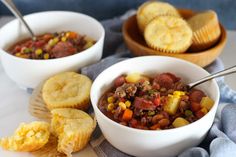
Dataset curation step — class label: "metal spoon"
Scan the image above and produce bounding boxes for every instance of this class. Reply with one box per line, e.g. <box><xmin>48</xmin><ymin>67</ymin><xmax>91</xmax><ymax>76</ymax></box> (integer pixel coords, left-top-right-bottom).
<box><xmin>1</xmin><ymin>0</ymin><xmax>36</xmax><ymax>40</ymax></box>
<box><xmin>187</xmin><ymin>65</ymin><xmax>236</xmax><ymax>90</ymax></box>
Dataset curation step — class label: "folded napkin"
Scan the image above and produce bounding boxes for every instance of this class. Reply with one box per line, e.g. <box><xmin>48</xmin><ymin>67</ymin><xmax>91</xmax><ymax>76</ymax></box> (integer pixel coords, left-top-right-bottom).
<box><xmin>80</xmin><ymin>10</ymin><xmax>236</xmax><ymax>157</ymax></box>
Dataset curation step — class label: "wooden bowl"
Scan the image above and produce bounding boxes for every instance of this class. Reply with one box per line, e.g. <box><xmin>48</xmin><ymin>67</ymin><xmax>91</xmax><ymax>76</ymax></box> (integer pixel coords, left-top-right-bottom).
<box><xmin>122</xmin><ymin>9</ymin><xmax>227</xmax><ymax>67</ymax></box>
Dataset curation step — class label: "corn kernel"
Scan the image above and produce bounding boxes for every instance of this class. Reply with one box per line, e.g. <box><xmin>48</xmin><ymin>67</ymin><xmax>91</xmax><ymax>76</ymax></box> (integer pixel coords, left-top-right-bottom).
<box><xmin>48</xmin><ymin>39</ymin><xmax>54</xmax><ymax>46</ymax></box>
<box><xmin>201</xmin><ymin>107</ymin><xmax>208</xmax><ymax>114</ymax></box>
<box><xmin>66</xmin><ymin>32</ymin><xmax>71</xmax><ymax>37</ymax></box>
<box><xmin>44</xmin><ymin>53</ymin><xmax>49</xmax><ymax>59</ymax></box>
<box><xmin>107</xmin><ymin>103</ymin><xmax>114</xmax><ymax>111</ymax></box>
<box><xmin>125</xmin><ymin>101</ymin><xmax>131</xmax><ymax>108</ymax></box>
<box><xmin>53</xmin><ymin>37</ymin><xmax>59</xmax><ymax>44</ymax></box>
<box><xmin>35</xmin><ymin>49</ymin><xmax>43</xmax><ymax>55</ymax></box>
<box><xmin>15</xmin><ymin>53</ymin><xmax>21</xmax><ymax>57</ymax></box>
<box><xmin>107</xmin><ymin>96</ymin><xmax>114</xmax><ymax>103</ymax></box>
<box><xmin>61</xmin><ymin>37</ymin><xmax>67</xmax><ymax>42</ymax></box>
<box><xmin>119</xmin><ymin>102</ymin><xmax>126</xmax><ymax>110</ymax></box>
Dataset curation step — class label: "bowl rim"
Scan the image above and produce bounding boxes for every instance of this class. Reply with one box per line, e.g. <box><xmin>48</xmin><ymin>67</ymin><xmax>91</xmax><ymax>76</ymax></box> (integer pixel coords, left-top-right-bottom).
<box><xmin>0</xmin><ymin>11</ymin><xmax>105</xmax><ymax>63</ymax></box>
<box><xmin>91</xmin><ymin>56</ymin><xmax>220</xmax><ymax>134</ymax></box>
<box><xmin>122</xmin><ymin>13</ymin><xmax>227</xmax><ymax>57</ymax></box>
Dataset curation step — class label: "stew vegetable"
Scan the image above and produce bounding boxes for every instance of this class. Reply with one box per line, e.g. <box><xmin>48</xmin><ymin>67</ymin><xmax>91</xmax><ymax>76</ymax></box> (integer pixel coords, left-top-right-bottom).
<box><xmin>98</xmin><ymin>72</ymin><xmax>214</xmax><ymax>130</ymax></box>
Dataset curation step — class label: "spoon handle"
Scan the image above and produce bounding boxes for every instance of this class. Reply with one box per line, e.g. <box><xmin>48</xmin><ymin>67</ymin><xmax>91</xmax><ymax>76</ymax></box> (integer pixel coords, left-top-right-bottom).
<box><xmin>188</xmin><ymin>65</ymin><xmax>236</xmax><ymax>89</ymax></box>
<box><xmin>1</xmin><ymin>0</ymin><xmax>35</xmax><ymax>38</ymax></box>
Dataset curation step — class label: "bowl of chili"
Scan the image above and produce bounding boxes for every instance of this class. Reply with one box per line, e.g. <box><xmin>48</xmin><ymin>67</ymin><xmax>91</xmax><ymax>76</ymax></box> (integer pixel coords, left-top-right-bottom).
<box><xmin>0</xmin><ymin>11</ymin><xmax>105</xmax><ymax>89</ymax></box>
<box><xmin>91</xmin><ymin>56</ymin><xmax>219</xmax><ymax>157</ymax></box>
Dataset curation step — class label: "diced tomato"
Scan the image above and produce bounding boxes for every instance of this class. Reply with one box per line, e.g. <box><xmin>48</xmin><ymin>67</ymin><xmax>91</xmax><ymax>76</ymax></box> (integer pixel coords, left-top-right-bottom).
<box><xmin>134</xmin><ymin>97</ymin><xmax>156</xmax><ymax>111</ymax></box>
<box><xmin>43</xmin><ymin>34</ymin><xmax>53</xmax><ymax>41</ymax></box>
<box><xmin>119</xmin><ymin>98</ymin><xmax>126</xmax><ymax>102</ymax></box>
<box><xmin>153</xmin><ymin>94</ymin><xmax>161</xmax><ymax>106</ymax></box>
<box><xmin>129</xmin><ymin>118</ymin><xmax>138</xmax><ymax>128</ymax></box>
<box><xmin>68</xmin><ymin>32</ymin><xmax>78</xmax><ymax>39</ymax></box>
<box><xmin>34</xmin><ymin>40</ymin><xmax>45</xmax><ymax>48</ymax></box>
<box><xmin>14</xmin><ymin>46</ymin><xmax>22</xmax><ymax>52</ymax></box>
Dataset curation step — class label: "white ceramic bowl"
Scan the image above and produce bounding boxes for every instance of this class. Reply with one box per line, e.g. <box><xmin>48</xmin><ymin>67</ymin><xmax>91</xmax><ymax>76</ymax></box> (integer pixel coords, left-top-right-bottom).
<box><xmin>91</xmin><ymin>56</ymin><xmax>219</xmax><ymax>157</ymax></box>
<box><xmin>0</xmin><ymin>11</ymin><xmax>105</xmax><ymax>89</ymax></box>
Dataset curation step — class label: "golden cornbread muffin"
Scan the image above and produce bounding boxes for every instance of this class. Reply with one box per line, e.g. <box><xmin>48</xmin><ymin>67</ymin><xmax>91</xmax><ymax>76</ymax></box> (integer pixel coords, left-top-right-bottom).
<box><xmin>137</xmin><ymin>1</ymin><xmax>180</xmax><ymax>33</ymax></box>
<box><xmin>0</xmin><ymin>121</ymin><xmax>50</xmax><ymax>152</ymax></box>
<box><xmin>144</xmin><ymin>16</ymin><xmax>193</xmax><ymax>53</ymax></box>
<box><xmin>42</xmin><ymin>72</ymin><xmax>92</xmax><ymax>111</ymax></box>
<box><xmin>188</xmin><ymin>10</ymin><xmax>221</xmax><ymax>51</ymax></box>
<box><xmin>51</xmin><ymin>108</ymin><xmax>95</xmax><ymax>157</ymax></box>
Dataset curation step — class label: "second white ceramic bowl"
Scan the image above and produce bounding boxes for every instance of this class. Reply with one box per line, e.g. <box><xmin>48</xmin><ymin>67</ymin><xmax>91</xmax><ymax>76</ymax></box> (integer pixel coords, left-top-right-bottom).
<box><xmin>91</xmin><ymin>56</ymin><xmax>219</xmax><ymax>157</ymax></box>
<box><xmin>0</xmin><ymin>11</ymin><xmax>105</xmax><ymax>89</ymax></box>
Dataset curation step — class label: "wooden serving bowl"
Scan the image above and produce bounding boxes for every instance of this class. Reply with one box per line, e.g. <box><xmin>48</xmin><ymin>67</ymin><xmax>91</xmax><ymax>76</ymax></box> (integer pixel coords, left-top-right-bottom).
<box><xmin>122</xmin><ymin>9</ymin><xmax>227</xmax><ymax>67</ymax></box>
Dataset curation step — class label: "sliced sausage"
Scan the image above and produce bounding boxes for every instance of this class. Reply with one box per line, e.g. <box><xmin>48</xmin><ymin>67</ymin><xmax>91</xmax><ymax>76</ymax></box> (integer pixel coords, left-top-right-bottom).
<box><xmin>52</xmin><ymin>41</ymin><xmax>77</xmax><ymax>58</ymax></box>
<box><xmin>189</xmin><ymin>89</ymin><xmax>206</xmax><ymax>103</ymax></box>
<box><xmin>153</xmin><ymin>73</ymin><xmax>180</xmax><ymax>89</ymax></box>
<box><xmin>114</xmin><ymin>75</ymin><xmax>126</xmax><ymax>87</ymax></box>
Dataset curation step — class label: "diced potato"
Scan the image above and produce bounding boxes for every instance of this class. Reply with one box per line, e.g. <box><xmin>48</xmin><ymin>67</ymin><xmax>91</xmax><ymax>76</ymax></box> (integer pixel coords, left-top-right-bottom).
<box><xmin>201</xmin><ymin>107</ymin><xmax>208</xmax><ymax>114</ymax></box>
<box><xmin>164</xmin><ymin>95</ymin><xmax>180</xmax><ymax>115</ymax></box>
<box><xmin>200</xmin><ymin>97</ymin><xmax>214</xmax><ymax>111</ymax></box>
<box><xmin>172</xmin><ymin>117</ymin><xmax>189</xmax><ymax>128</ymax></box>
<box><xmin>125</xmin><ymin>73</ymin><xmax>142</xmax><ymax>83</ymax></box>
<box><xmin>140</xmin><ymin>75</ymin><xmax>150</xmax><ymax>82</ymax></box>
<box><xmin>173</xmin><ymin>91</ymin><xmax>185</xmax><ymax>96</ymax></box>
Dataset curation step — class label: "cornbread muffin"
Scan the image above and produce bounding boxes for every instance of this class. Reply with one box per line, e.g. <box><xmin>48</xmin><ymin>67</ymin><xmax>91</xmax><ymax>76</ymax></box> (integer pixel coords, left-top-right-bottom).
<box><xmin>0</xmin><ymin>121</ymin><xmax>50</xmax><ymax>152</ymax></box>
<box><xmin>51</xmin><ymin>108</ymin><xmax>95</xmax><ymax>157</ymax></box>
<box><xmin>42</xmin><ymin>72</ymin><xmax>92</xmax><ymax>111</ymax></box>
<box><xmin>144</xmin><ymin>16</ymin><xmax>193</xmax><ymax>53</ymax></box>
<box><xmin>137</xmin><ymin>1</ymin><xmax>180</xmax><ymax>34</ymax></box>
<box><xmin>188</xmin><ymin>10</ymin><xmax>221</xmax><ymax>51</ymax></box>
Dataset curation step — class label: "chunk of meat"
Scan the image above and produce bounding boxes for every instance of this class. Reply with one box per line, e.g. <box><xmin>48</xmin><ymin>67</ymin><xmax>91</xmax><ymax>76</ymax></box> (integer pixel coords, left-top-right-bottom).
<box><xmin>51</xmin><ymin>41</ymin><xmax>77</xmax><ymax>58</ymax></box>
<box><xmin>189</xmin><ymin>89</ymin><xmax>206</xmax><ymax>103</ymax></box>
<box><xmin>136</xmin><ymin>80</ymin><xmax>152</xmax><ymax>92</ymax></box>
<box><xmin>153</xmin><ymin>73</ymin><xmax>180</xmax><ymax>89</ymax></box>
<box><xmin>115</xmin><ymin>83</ymin><xmax>137</xmax><ymax>98</ymax></box>
<box><xmin>134</xmin><ymin>97</ymin><xmax>156</xmax><ymax>111</ymax></box>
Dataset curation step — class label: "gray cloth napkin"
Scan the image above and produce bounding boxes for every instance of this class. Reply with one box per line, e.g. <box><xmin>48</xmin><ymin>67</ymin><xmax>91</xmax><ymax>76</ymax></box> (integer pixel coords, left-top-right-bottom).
<box><xmin>81</xmin><ymin>10</ymin><xmax>236</xmax><ymax>157</ymax></box>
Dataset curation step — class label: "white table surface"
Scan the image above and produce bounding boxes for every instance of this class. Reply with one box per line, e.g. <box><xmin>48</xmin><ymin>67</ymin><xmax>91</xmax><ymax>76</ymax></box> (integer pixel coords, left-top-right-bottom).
<box><xmin>0</xmin><ymin>16</ymin><xmax>235</xmax><ymax>156</ymax></box>
<box><xmin>219</xmin><ymin>30</ymin><xmax>236</xmax><ymax>90</ymax></box>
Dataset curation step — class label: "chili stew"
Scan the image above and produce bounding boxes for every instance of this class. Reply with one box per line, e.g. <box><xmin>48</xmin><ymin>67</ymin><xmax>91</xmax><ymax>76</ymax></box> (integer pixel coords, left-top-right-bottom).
<box><xmin>8</xmin><ymin>31</ymin><xmax>95</xmax><ymax>59</ymax></box>
<box><xmin>98</xmin><ymin>72</ymin><xmax>214</xmax><ymax>130</ymax></box>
